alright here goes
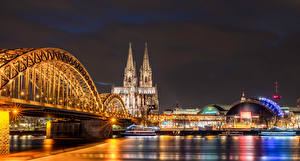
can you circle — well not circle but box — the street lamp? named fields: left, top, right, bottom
left=110, top=118, right=117, bottom=123
left=13, top=109, right=18, bottom=115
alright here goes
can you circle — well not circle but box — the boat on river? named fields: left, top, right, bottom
left=122, top=125, right=159, bottom=136
left=259, top=127, right=296, bottom=136
left=259, top=131, right=296, bottom=136
left=219, top=131, right=243, bottom=136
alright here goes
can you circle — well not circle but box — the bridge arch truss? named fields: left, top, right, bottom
left=100, top=93, right=129, bottom=118
left=0, top=48, right=128, bottom=118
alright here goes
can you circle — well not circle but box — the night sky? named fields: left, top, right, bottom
left=1, top=0, right=300, bottom=110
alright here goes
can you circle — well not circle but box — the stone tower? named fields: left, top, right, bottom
left=139, top=42, right=153, bottom=87
left=123, top=42, right=137, bottom=87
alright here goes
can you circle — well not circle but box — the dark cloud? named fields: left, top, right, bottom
left=1, top=0, right=300, bottom=110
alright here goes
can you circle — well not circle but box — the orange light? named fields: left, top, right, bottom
left=0, top=111, right=9, bottom=155
left=13, top=109, right=18, bottom=114
left=111, top=118, right=116, bottom=123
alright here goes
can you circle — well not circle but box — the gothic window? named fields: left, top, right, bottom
left=145, top=76, right=148, bottom=82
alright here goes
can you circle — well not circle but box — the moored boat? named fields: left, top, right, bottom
left=219, top=131, right=243, bottom=136
left=259, top=131, right=296, bottom=136
left=259, top=127, right=296, bottom=136
left=122, top=125, right=158, bottom=136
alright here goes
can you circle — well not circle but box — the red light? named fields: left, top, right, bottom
left=273, top=94, right=282, bottom=100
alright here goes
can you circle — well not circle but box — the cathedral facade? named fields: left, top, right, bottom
left=111, top=43, right=159, bottom=117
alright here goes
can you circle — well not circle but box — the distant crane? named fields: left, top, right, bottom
left=273, top=81, right=282, bottom=100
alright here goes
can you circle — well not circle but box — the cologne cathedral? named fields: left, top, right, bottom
left=111, top=43, right=159, bottom=117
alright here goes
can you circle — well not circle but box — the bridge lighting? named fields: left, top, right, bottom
left=20, top=91, right=25, bottom=96
left=110, top=118, right=117, bottom=123
left=36, top=94, right=40, bottom=99
left=13, top=109, right=18, bottom=114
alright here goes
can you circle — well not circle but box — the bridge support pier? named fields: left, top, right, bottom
left=47, top=120, right=112, bottom=139
left=0, top=111, right=9, bottom=155
left=80, top=120, right=112, bottom=139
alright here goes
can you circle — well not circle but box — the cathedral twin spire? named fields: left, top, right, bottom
left=124, top=42, right=152, bottom=88
left=140, top=42, right=152, bottom=87
left=123, top=42, right=137, bottom=87
left=126, top=42, right=135, bottom=71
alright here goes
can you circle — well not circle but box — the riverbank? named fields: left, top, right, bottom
left=10, top=131, right=46, bottom=136
left=115, top=130, right=300, bottom=136
left=158, top=130, right=258, bottom=135
left=11, top=130, right=300, bottom=137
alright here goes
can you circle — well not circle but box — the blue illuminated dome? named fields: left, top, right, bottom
left=226, top=97, right=284, bottom=117
left=257, top=97, right=284, bottom=116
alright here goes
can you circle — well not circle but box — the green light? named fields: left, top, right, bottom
left=204, top=111, right=217, bottom=114
left=202, top=106, right=219, bottom=115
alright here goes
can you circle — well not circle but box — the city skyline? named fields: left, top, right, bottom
left=2, top=1, right=300, bottom=160
left=1, top=1, right=300, bottom=109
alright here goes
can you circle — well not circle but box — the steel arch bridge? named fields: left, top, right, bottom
left=0, top=48, right=129, bottom=119
left=100, top=93, right=128, bottom=118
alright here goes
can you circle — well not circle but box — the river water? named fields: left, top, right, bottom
left=10, top=135, right=300, bottom=160
left=9, top=135, right=95, bottom=153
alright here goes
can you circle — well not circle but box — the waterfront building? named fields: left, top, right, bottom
left=163, top=109, right=173, bottom=115
left=158, top=104, right=228, bottom=129
left=152, top=93, right=300, bottom=130
left=172, top=108, right=201, bottom=115
left=112, top=43, right=159, bottom=117
left=10, top=116, right=50, bottom=131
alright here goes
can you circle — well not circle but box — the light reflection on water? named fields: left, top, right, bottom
left=10, top=135, right=46, bottom=152
left=11, top=135, right=300, bottom=161
left=9, top=135, right=93, bottom=153
left=74, top=135, right=300, bottom=161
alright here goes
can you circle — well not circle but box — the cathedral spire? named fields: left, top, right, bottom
left=126, top=42, right=134, bottom=70
left=124, top=42, right=137, bottom=87
left=139, top=42, right=153, bottom=87
left=142, top=42, right=151, bottom=70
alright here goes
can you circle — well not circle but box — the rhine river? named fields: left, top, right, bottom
left=9, top=135, right=300, bottom=161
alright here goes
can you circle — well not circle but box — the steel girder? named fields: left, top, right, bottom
left=0, top=48, right=129, bottom=118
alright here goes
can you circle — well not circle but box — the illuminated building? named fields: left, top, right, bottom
left=226, top=97, right=284, bottom=128
left=152, top=93, right=300, bottom=130
left=112, top=43, right=159, bottom=117
left=10, top=116, right=51, bottom=131
left=172, top=108, right=201, bottom=115
left=157, top=104, right=228, bottom=129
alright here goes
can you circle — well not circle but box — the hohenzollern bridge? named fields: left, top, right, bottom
left=0, top=48, right=131, bottom=154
